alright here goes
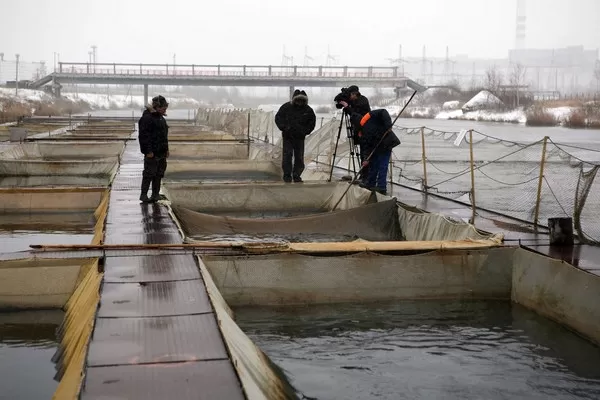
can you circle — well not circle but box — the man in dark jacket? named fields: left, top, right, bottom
left=138, top=95, right=169, bottom=202
left=275, top=89, right=316, bottom=182
left=351, top=109, right=400, bottom=195
left=335, top=85, right=371, bottom=183
left=345, top=85, right=371, bottom=117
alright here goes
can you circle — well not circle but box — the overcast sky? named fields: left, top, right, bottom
left=1, top=0, right=599, bottom=67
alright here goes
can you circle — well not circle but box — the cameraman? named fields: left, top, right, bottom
left=337, top=85, right=370, bottom=116
left=334, top=85, right=371, bottom=183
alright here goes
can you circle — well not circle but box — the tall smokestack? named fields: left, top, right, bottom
left=515, top=0, right=527, bottom=49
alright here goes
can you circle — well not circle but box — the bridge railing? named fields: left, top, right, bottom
left=57, top=62, right=402, bottom=79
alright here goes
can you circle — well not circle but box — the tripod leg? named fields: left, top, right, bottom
left=345, top=116, right=358, bottom=175
left=329, top=114, right=345, bottom=182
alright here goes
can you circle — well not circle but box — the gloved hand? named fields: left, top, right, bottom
left=362, top=160, right=369, bottom=167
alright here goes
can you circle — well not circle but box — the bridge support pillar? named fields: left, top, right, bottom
left=289, top=86, right=295, bottom=100
left=143, top=84, right=149, bottom=106
left=52, top=76, right=62, bottom=98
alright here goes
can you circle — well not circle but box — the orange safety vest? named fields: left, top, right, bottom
left=356, top=112, right=371, bottom=137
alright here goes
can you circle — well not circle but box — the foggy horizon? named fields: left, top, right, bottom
left=2, top=0, right=599, bottom=66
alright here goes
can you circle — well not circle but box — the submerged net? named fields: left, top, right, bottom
left=0, top=258, right=96, bottom=310
left=174, top=199, right=401, bottom=242
left=0, top=142, right=125, bottom=160
left=165, top=160, right=282, bottom=182
left=165, top=182, right=374, bottom=216
left=0, top=188, right=106, bottom=212
left=0, top=158, right=119, bottom=177
left=201, top=248, right=515, bottom=306
left=168, top=142, right=249, bottom=160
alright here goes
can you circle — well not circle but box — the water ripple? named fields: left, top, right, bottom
left=236, top=300, right=600, bottom=400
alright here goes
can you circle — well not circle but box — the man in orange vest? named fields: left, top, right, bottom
left=350, top=109, right=400, bottom=195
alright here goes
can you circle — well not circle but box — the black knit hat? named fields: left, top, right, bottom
left=347, top=85, right=359, bottom=94
left=152, top=95, right=169, bottom=108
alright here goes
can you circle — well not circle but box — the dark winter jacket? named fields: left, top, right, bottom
left=138, top=105, right=169, bottom=157
left=351, top=109, right=400, bottom=157
left=346, top=94, right=371, bottom=117
left=275, top=92, right=317, bottom=140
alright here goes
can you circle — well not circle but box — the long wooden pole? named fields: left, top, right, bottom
left=420, top=126, right=428, bottom=191
left=468, top=129, right=476, bottom=224
left=534, top=136, right=549, bottom=227
left=247, top=112, right=251, bottom=157
left=30, top=239, right=503, bottom=253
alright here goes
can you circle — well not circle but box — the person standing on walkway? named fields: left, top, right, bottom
left=335, top=85, right=371, bottom=184
left=138, top=95, right=169, bottom=203
left=275, top=89, right=316, bottom=182
left=350, top=109, right=400, bottom=195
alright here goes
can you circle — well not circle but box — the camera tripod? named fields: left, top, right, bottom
left=328, top=110, right=362, bottom=182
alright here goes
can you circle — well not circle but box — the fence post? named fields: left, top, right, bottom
left=534, top=136, right=549, bottom=227
left=468, top=129, right=476, bottom=224
left=420, top=127, right=428, bottom=192
left=247, top=112, right=251, bottom=158
left=389, top=158, right=394, bottom=193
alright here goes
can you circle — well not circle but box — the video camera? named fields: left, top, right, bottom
left=334, top=87, right=351, bottom=110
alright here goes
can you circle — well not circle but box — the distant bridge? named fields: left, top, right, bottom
left=30, top=62, right=421, bottom=103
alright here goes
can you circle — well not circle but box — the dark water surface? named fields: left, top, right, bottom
left=0, top=310, right=63, bottom=400
left=0, top=212, right=95, bottom=254
left=190, top=233, right=360, bottom=243
left=235, top=300, right=600, bottom=400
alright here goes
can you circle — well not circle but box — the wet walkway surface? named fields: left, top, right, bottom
left=388, top=183, right=600, bottom=275
left=80, top=140, right=244, bottom=399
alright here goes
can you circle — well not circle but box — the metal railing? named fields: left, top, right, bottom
left=57, top=62, right=403, bottom=79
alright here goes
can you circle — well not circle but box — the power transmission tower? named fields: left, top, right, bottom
left=515, top=0, right=527, bottom=49
left=303, top=46, right=314, bottom=67
left=281, top=46, right=293, bottom=66
left=386, top=44, right=406, bottom=76
left=441, top=46, right=456, bottom=83
left=420, top=45, right=434, bottom=83
left=326, top=45, right=339, bottom=67
left=281, top=45, right=294, bottom=76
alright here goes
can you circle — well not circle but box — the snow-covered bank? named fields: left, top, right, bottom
left=0, top=87, right=201, bottom=111
left=436, top=108, right=526, bottom=124
left=63, top=92, right=200, bottom=109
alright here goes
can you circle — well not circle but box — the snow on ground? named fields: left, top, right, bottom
left=257, top=104, right=283, bottom=112
left=442, top=100, right=460, bottom=110
left=546, top=107, right=575, bottom=123
left=0, top=87, right=200, bottom=110
left=462, top=90, right=504, bottom=112
left=436, top=108, right=527, bottom=124
left=0, top=87, right=54, bottom=103
left=258, top=103, right=333, bottom=112
left=436, top=110, right=463, bottom=120
left=64, top=92, right=201, bottom=109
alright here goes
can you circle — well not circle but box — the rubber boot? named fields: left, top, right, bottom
left=140, top=177, right=152, bottom=203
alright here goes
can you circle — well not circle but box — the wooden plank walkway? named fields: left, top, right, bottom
left=80, top=139, right=245, bottom=399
